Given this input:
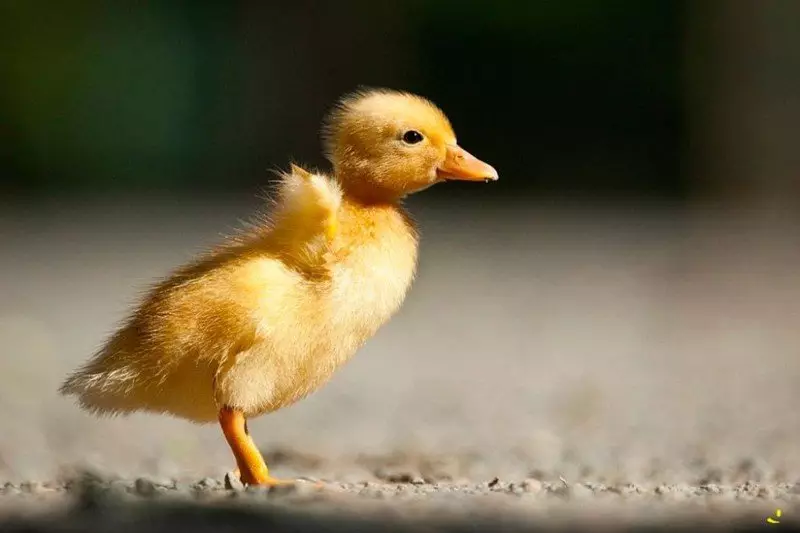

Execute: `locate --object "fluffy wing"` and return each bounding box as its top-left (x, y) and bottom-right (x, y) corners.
top-left (266, 164), bottom-right (342, 271)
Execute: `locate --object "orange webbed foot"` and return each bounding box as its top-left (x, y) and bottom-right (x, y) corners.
top-left (220, 408), bottom-right (323, 488)
top-left (232, 468), bottom-right (323, 488)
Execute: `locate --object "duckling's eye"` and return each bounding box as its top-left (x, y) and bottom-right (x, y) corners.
top-left (402, 130), bottom-right (424, 145)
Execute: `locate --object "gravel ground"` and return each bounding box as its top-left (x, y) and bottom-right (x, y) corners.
top-left (2, 197), bottom-right (800, 531)
top-left (1, 471), bottom-right (799, 532)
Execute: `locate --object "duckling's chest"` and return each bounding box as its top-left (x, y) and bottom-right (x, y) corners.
top-left (325, 209), bottom-right (418, 349)
top-left (260, 208), bottom-right (417, 411)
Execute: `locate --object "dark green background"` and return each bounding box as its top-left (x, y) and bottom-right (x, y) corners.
top-left (2, 1), bottom-right (795, 205)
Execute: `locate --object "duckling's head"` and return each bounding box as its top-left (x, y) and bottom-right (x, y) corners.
top-left (322, 89), bottom-right (498, 202)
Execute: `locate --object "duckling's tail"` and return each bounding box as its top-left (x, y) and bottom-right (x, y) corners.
top-left (59, 323), bottom-right (151, 417)
top-left (59, 355), bottom-right (140, 418)
top-left (60, 323), bottom-right (220, 423)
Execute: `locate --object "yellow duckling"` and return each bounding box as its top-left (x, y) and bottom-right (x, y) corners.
top-left (60, 89), bottom-right (498, 486)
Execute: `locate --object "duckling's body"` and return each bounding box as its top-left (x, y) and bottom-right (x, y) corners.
top-left (61, 89), bottom-right (497, 485)
top-left (66, 195), bottom-right (417, 422)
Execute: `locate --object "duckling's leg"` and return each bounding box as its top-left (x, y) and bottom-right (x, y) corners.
top-left (218, 406), bottom-right (289, 486)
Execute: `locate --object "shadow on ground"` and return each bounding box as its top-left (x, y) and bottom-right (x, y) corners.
top-left (1, 498), bottom-right (794, 533)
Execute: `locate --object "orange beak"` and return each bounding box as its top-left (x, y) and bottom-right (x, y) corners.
top-left (436, 144), bottom-right (499, 182)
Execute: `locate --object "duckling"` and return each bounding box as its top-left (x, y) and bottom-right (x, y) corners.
top-left (60, 89), bottom-right (498, 486)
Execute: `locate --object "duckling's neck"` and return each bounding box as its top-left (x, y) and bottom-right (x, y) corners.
top-left (334, 193), bottom-right (419, 297)
top-left (339, 192), bottom-right (409, 227)
top-left (337, 193), bottom-right (418, 250)
top-left (340, 185), bottom-right (401, 205)
top-left (340, 189), bottom-right (398, 209)
top-left (334, 166), bottom-right (407, 204)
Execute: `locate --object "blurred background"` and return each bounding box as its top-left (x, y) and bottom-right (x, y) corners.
top-left (1, 1), bottom-right (798, 484)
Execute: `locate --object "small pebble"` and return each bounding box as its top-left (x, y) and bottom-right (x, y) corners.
top-left (194, 477), bottom-right (220, 490)
top-left (757, 486), bottom-right (775, 499)
top-left (520, 478), bottom-right (543, 494)
top-left (152, 478), bottom-right (176, 490)
top-left (224, 471), bottom-right (244, 491)
top-left (134, 478), bottom-right (156, 497)
top-left (619, 483), bottom-right (643, 496)
top-left (584, 482), bottom-right (606, 493)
